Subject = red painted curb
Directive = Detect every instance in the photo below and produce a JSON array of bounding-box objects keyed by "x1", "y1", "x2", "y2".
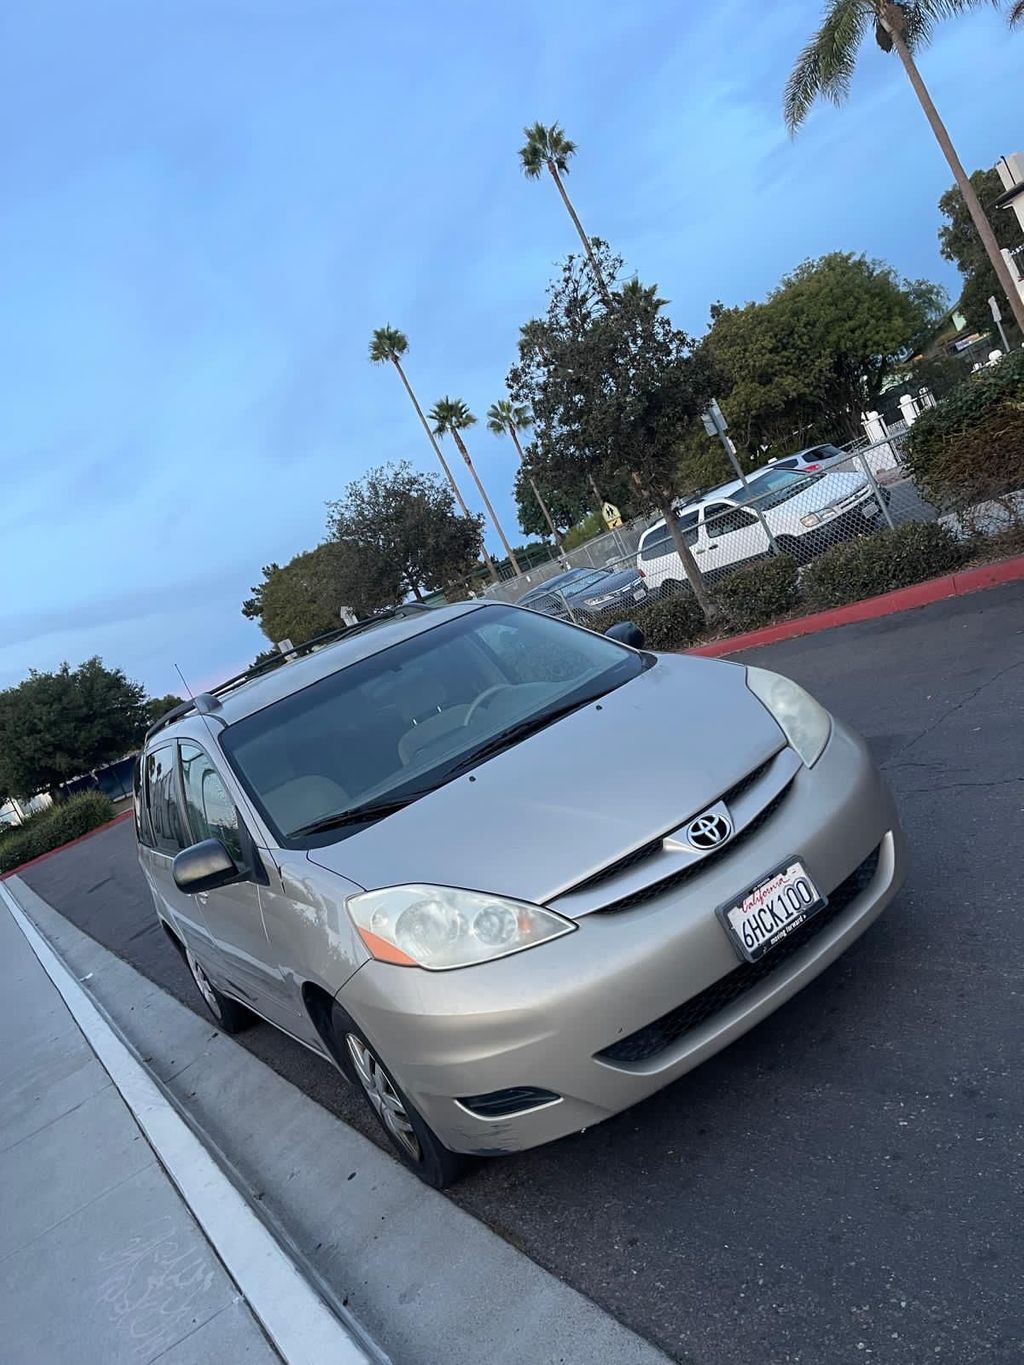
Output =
[
  {"x1": 0, "y1": 808, "x2": 133, "y2": 880},
  {"x1": 687, "y1": 553, "x2": 1024, "y2": 659}
]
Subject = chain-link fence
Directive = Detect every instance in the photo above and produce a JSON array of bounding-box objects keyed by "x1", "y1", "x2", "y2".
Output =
[{"x1": 464, "y1": 433, "x2": 944, "y2": 627}]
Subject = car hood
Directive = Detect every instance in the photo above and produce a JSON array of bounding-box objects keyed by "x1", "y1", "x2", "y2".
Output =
[
  {"x1": 306, "y1": 654, "x2": 784, "y2": 909},
  {"x1": 765, "y1": 471, "x2": 866, "y2": 520},
  {"x1": 571, "y1": 569, "x2": 640, "y2": 599}
]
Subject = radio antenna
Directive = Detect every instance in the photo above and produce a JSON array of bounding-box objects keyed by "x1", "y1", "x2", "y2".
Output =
[{"x1": 173, "y1": 663, "x2": 224, "y2": 745}]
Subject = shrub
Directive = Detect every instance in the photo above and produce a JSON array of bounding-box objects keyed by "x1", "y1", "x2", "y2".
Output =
[
  {"x1": 714, "y1": 555, "x2": 799, "y2": 631},
  {"x1": 801, "y1": 522, "x2": 966, "y2": 610},
  {"x1": 0, "y1": 791, "x2": 115, "y2": 874},
  {"x1": 633, "y1": 591, "x2": 706, "y2": 650},
  {"x1": 903, "y1": 349, "x2": 1024, "y2": 512}
]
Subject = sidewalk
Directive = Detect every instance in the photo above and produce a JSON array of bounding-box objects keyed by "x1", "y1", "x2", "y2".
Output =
[{"x1": 0, "y1": 897, "x2": 280, "y2": 1364}]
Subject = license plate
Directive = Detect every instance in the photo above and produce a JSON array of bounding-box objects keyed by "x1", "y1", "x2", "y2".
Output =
[
  {"x1": 717, "y1": 859, "x2": 826, "y2": 963},
  {"x1": 633, "y1": 587, "x2": 646, "y2": 601},
  {"x1": 863, "y1": 501, "x2": 880, "y2": 516}
]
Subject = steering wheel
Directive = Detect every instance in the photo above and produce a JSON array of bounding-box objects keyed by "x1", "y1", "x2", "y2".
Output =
[{"x1": 462, "y1": 684, "x2": 514, "y2": 728}]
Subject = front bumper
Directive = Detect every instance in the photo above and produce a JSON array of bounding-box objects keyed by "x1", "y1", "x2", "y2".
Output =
[{"x1": 337, "y1": 721, "x2": 906, "y2": 1155}]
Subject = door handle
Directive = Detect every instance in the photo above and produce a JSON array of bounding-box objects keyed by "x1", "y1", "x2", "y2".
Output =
[{"x1": 694, "y1": 547, "x2": 706, "y2": 555}]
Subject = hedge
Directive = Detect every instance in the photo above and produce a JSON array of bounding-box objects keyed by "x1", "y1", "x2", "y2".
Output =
[
  {"x1": 800, "y1": 521, "x2": 966, "y2": 610},
  {"x1": 714, "y1": 556, "x2": 799, "y2": 631},
  {"x1": 903, "y1": 349, "x2": 1024, "y2": 512},
  {"x1": 0, "y1": 791, "x2": 116, "y2": 874}
]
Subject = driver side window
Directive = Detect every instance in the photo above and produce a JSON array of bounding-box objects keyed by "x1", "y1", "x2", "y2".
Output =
[{"x1": 179, "y1": 742, "x2": 244, "y2": 864}]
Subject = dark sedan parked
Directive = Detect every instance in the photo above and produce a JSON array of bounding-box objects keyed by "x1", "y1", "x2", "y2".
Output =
[{"x1": 517, "y1": 566, "x2": 649, "y2": 620}]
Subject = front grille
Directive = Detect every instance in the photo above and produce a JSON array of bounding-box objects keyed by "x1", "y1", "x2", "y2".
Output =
[
  {"x1": 595, "y1": 784, "x2": 790, "y2": 915},
  {"x1": 596, "y1": 846, "x2": 881, "y2": 1066},
  {"x1": 572, "y1": 756, "x2": 780, "y2": 899},
  {"x1": 458, "y1": 1086, "x2": 560, "y2": 1118}
]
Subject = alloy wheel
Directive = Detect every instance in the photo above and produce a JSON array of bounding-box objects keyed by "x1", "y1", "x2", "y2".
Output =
[{"x1": 346, "y1": 1034, "x2": 421, "y2": 1162}]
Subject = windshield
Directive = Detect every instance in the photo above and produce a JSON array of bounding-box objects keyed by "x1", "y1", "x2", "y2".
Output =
[
  {"x1": 734, "y1": 468, "x2": 822, "y2": 511},
  {"x1": 221, "y1": 605, "x2": 648, "y2": 846}
]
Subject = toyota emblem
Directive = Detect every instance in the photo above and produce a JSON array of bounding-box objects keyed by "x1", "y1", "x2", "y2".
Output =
[{"x1": 685, "y1": 809, "x2": 733, "y2": 850}]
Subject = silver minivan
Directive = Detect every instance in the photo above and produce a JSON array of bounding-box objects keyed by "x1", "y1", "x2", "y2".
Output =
[{"x1": 136, "y1": 603, "x2": 906, "y2": 1186}]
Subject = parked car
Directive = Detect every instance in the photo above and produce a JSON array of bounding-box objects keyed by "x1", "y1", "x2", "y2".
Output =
[
  {"x1": 766, "y1": 443, "x2": 850, "y2": 474},
  {"x1": 136, "y1": 603, "x2": 905, "y2": 1187},
  {"x1": 517, "y1": 565, "x2": 648, "y2": 619},
  {"x1": 637, "y1": 467, "x2": 886, "y2": 592}
]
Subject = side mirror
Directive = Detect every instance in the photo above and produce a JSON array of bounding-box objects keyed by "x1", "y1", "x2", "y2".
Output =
[
  {"x1": 604, "y1": 620, "x2": 646, "y2": 649},
  {"x1": 172, "y1": 839, "x2": 245, "y2": 895}
]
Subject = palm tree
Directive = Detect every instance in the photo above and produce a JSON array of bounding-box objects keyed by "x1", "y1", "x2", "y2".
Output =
[
  {"x1": 785, "y1": 0, "x2": 1024, "y2": 336},
  {"x1": 369, "y1": 326, "x2": 497, "y2": 581},
  {"x1": 429, "y1": 398, "x2": 523, "y2": 576},
  {"x1": 519, "y1": 122, "x2": 611, "y2": 304},
  {"x1": 486, "y1": 401, "x2": 563, "y2": 548},
  {"x1": 1010, "y1": 0, "x2": 1024, "y2": 24}
]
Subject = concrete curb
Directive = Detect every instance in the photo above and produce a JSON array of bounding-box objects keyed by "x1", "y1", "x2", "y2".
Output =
[
  {"x1": 0, "y1": 877, "x2": 380, "y2": 1365},
  {"x1": 687, "y1": 553, "x2": 1024, "y2": 659}
]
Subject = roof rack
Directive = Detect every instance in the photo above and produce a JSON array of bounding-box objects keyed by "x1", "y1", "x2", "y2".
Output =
[{"x1": 143, "y1": 604, "x2": 434, "y2": 744}]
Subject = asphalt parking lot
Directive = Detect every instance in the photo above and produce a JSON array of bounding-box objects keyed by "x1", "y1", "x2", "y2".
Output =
[{"x1": 19, "y1": 583, "x2": 1024, "y2": 1365}]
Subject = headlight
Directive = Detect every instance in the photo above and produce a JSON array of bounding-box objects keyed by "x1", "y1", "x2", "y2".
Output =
[
  {"x1": 746, "y1": 666, "x2": 831, "y2": 767},
  {"x1": 800, "y1": 512, "x2": 822, "y2": 528},
  {"x1": 346, "y1": 885, "x2": 575, "y2": 970}
]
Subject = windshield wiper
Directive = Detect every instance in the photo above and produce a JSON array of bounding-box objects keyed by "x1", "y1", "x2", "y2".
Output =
[
  {"x1": 290, "y1": 790, "x2": 433, "y2": 838},
  {"x1": 442, "y1": 692, "x2": 605, "y2": 778}
]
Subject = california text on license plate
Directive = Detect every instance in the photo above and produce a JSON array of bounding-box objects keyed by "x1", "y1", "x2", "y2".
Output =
[{"x1": 717, "y1": 859, "x2": 827, "y2": 963}]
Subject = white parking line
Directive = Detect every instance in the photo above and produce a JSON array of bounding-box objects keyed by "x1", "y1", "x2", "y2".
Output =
[{"x1": 0, "y1": 882, "x2": 379, "y2": 1365}]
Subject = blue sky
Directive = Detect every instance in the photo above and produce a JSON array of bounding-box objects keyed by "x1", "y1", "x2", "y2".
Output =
[{"x1": 2, "y1": 0, "x2": 1022, "y2": 696}]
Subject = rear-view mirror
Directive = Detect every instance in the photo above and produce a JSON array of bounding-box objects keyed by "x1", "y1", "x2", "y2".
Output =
[
  {"x1": 604, "y1": 620, "x2": 646, "y2": 650},
  {"x1": 172, "y1": 839, "x2": 245, "y2": 895}
]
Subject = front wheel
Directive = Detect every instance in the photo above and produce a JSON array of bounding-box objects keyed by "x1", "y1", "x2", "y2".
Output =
[
  {"x1": 184, "y1": 946, "x2": 252, "y2": 1034},
  {"x1": 343, "y1": 1029, "x2": 467, "y2": 1188}
]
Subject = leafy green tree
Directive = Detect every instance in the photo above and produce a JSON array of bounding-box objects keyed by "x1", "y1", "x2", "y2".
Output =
[
  {"x1": 785, "y1": 0, "x2": 1024, "y2": 337},
  {"x1": 512, "y1": 458, "x2": 591, "y2": 539},
  {"x1": 0, "y1": 659, "x2": 148, "y2": 800},
  {"x1": 706, "y1": 253, "x2": 945, "y2": 454},
  {"x1": 428, "y1": 398, "x2": 522, "y2": 575},
  {"x1": 938, "y1": 167, "x2": 1024, "y2": 340},
  {"x1": 510, "y1": 243, "x2": 716, "y2": 615},
  {"x1": 519, "y1": 122, "x2": 610, "y2": 303},
  {"x1": 328, "y1": 462, "x2": 484, "y2": 603},
  {"x1": 254, "y1": 541, "x2": 402, "y2": 644},
  {"x1": 144, "y1": 694, "x2": 184, "y2": 727}
]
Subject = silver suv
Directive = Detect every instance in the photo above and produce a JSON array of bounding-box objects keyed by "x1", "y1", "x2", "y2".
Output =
[{"x1": 136, "y1": 603, "x2": 906, "y2": 1186}]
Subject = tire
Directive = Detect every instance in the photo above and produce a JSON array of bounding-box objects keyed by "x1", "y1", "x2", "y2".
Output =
[
  {"x1": 340, "y1": 1023, "x2": 467, "y2": 1188},
  {"x1": 184, "y1": 946, "x2": 252, "y2": 1034}
]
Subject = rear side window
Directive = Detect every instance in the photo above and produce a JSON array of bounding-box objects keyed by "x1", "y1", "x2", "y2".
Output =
[
  {"x1": 773, "y1": 458, "x2": 798, "y2": 470},
  {"x1": 144, "y1": 744, "x2": 188, "y2": 856},
  {"x1": 639, "y1": 514, "x2": 698, "y2": 561},
  {"x1": 179, "y1": 743, "x2": 243, "y2": 863},
  {"x1": 704, "y1": 504, "x2": 759, "y2": 536}
]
